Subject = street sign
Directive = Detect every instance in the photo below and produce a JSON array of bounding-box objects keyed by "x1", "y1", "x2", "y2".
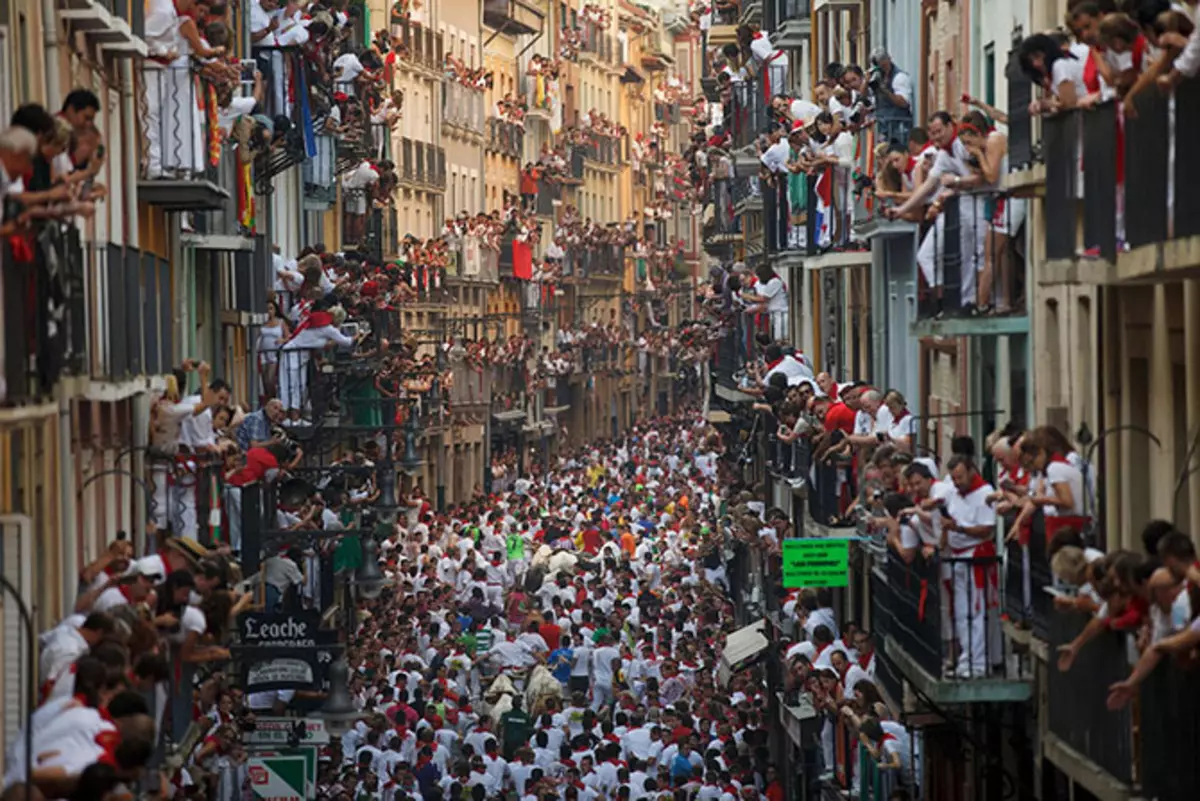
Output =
[
  {"x1": 251, "y1": 747, "x2": 320, "y2": 800},
  {"x1": 782, "y1": 538, "x2": 850, "y2": 588},
  {"x1": 243, "y1": 718, "x2": 331, "y2": 747},
  {"x1": 248, "y1": 755, "x2": 307, "y2": 801},
  {"x1": 239, "y1": 612, "x2": 341, "y2": 692}
]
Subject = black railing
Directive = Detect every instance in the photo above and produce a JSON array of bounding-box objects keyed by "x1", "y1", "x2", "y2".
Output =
[
  {"x1": 884, "y1": 547, "x2": 1004, "y2": 680},
  {"x1": 584, "y1": 136, "x2": 619, "y2": 165},
  {"x1": 400, "y1": 137, "x2": 414, "y2": 182},
  {"x1": 710, "y1": 177, "x2": 738, "y2": 237},
  {"x1": 1175, "y1": 78, "x2": 1200, "y2": 239},
  {"x1": 414, "y1": 143, "x2": 427, "y2": 185},
  {"x1": 1124, "y1": 90, "x2": 1168, "y2": 249},
  {"x1": 139, "y1": 64, "x2": 216, "y2": 181},
  {"x1": 1002, "y1": 511, "x2": 1053, "y2": 639},
  {"x1": 1140, "y1": 659, "x2": 1200, "y2": 799},
  {"x1": 341, "y1": 186, "x2": 374, "y2": 249},
  {"x1": 875, "y1": 118, "x2": 912, "y2": 150},
  {"x1": 730, "y1": 173, "x2": 758, "y2": 209},
  {"x1": 764, "y1": 0, "x2": 809, "y2": 31},
  {"x1": 809, "y1": 460, "x2": 849, "y2": 528},
  {"x1": 1046, "y1": 612, "x2": 1134, "y2": 785},
  {"x1": 487, "y1": 118, "x2": 524, "y2": 159},
  {"x1": 569, "y1": 147, "x2": 586, "y2": 179},
  {"x1": 1007, "y1": 64, "x2": 1034, "y2": 170},
  {"x1": 1, "y1": 224, "x2": 86, "y2": 404},
  {"x1": 1042, "y1": 111, "x2": 1079, "y2": 261},
  {"x1": 915, "y1": 191, "x2": 1026, "y2": 321},
  {"x1": 730, "y1": 78, "x2": 769, "y2": 150},
  {"x1": 536, "y1": 177, "x2": 559, "y2": 216},
  {"x1": 304, "y1": 133, "x2": 337, "y2": 205},
  {"x1": 766, "y1": 435, "x2": 810, "y2": 481}
]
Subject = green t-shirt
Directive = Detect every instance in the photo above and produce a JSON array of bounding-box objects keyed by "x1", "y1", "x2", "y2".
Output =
[
  {"x1": 476, "y1": 628, "x2": 494, "y2": 655},
  {"x1": 500, "y1": 709, "x2": 532, "y2": 754}
]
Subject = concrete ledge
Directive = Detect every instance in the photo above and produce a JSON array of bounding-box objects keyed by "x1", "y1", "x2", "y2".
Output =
[
  {"x1": 1043, "y1": 732, "x2": 1131, "y2": 801},
  {"x1": 882, "y1": 634, "x2": 1033, "y2": 705},
  {"x1": 802, "y1": 249, "x2": 872, "y2": 271},
  {"x1": 1003, "y1": 164, "x2": 1046, "y2": 197},
  {"x1": 0, "y1": 400, "x2": 58, "y2": 424},
  {"x1": 714, "y1": 383, "x2": 756, "y2": 403},
  {"x1": 910, "y1": 313, "x2": 1030, "y2": 338}
]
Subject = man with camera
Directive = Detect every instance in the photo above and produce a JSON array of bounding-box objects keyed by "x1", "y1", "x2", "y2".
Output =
[{"x1": 866, "y1": 47, "x2": 913, "y2": 144}]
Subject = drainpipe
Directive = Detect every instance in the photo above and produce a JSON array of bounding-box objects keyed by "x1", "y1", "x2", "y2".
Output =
[
  {"x1": 42, "y1": 0, "x2": 61, "y2": 110},
  {"x1": 57, "y1": 395, "x2": 77, "y2": 615}
]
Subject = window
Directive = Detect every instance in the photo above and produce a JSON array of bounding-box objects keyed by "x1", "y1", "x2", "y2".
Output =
[{"x1": 983, "y1": 43, "x2": 995, "y2": 107}]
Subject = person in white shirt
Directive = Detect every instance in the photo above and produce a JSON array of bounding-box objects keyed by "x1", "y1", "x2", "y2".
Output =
[
  {"x1": 590, "y1": 636, "x2": 621, "y2": 711},
  {"x1": 860, "y1": 717, "x2": 914, "y2": 788},
  {"x1": 39, "y1": 612, "x2": 112, "y2": 684},
  {"x1": 942, "y1": 455, "x2": 1000, "y2": 678}
]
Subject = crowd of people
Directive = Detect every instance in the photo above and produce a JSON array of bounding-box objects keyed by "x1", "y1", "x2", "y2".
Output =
[
  {"x1": 12, "y1": 381, "x2": 924, "y2": 800},
  {"x1": 445, "y1": 55, "x2": 494, "y2": 92}
]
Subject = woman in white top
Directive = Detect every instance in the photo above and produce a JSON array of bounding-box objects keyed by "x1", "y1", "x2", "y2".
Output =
[
  {"x1": 1007, "y1": 426, "x2": 1088, "y2": 547},
  {"x1": 257, "y1": 297, "x2": 290, "y2": 400},
  {"x1": 740, "y1": 263, "x2": 788, "y2": 340}
]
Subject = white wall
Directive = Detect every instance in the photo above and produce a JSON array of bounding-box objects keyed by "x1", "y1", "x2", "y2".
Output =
[
  {"x1": 970, "y1": 0, "x2": 1029, "y2": 120},
  {"x1": 872, "y1": 0, "x2": 922, "y2": 116}
]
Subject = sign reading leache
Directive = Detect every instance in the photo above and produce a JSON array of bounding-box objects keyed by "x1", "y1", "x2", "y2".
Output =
[{"x1": 782, "y1": 539, "x2": 850, "y2": 589}]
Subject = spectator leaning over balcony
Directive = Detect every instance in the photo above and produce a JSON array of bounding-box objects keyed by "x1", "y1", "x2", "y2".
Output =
[
  {"x1": 1005, "y1": 426, "x2": 1088, "y2": 545},
  {"x1": 758, "y1": 121, "x2": 791, "y2": 252},
  {"x1": 736, "y1": 24, "x2": 788, "y2": 100},
  {"x1": 859, "y1": 716, "x2": 914, "y2": 790},
  {"x1": 867, "y1": 47, "x2": 912, "y2": 143},
  {"x1": 882, "y1": 390, "x2": 917, "y2": 452},
  {"x1": 885, "y1": 110, "x2": 985, "y2": 316},
  {"x1": 176, "y1": 367, "x2": 232, "y2": 537},
  {"x1": 1122, "y1": 9, "x2": 1194, "y2": 113},
  {"x1": 740, "y1": 262, "x2": 789, "y2": 339},
  {"x1": 942, "y1": 454, "x2": 1000, "y2": 678},
  {"x1": 955, "y1": 110, "x2": 1024, "y2": 314}
]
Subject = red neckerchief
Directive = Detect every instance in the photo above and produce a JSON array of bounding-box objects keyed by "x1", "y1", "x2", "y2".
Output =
[
  {"x1": 157, "y1": 551, "x2": 175, "y2": 577},
  {"x1": 1133, "y1": 34, "x2": 1147, "y2": 72},
  {"x1": 893, "y1": 409, "x2": 910, "y2": 422},
  {"x1": 857, "y1": 651, "x2": 873, "y2": 670},
  {"x1": 904, "y1": 156, "x2": 918, "y2": 176},
  {"x1": 765, "y1": 356, "x2": 784, "y2": 371},
  {"x1": 880, "y1": 733, "x2": 897, "y2": 746},
  {"x1": 119, "y1": 584, "x2": 137, "y2": 602},
  {"x1": 958, "y1": 473, "x2": 987, "y2": 497},
  {"x1": 287, "y1": 310, "x2": 335, "y2": 343},
  {"x1": 1083, "y1": 49, "x2": 1102, "y2": 94},
  {"x1": 1049, "y1": 453, "x2": 1070, "y2": 465},
  {"x1": 941, "y1": 128, "x2": 958, "y2": 153}
]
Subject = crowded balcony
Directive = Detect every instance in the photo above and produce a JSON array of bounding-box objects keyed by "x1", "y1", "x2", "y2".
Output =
[
  {"x1": 563, "y1": 244, "x2": 625, "y2": 280},
  {"x1": 728, "y1": 67, "x2": 782, "y2": 154},
  {"x1": 869, "y1": 544, "x2": 1031, "y2": 704},
  {"x1": 58, "y1": 0, "x2": 147, "y2": 58},
  {"x1": 483, "y1": 0, "x2": 544, "y2": 37},
  {"x1": 391, "y1": 17, "x2": 444, "y2": 73},
  {"x1": 579, "y1": 22, "x2": 616, "y2": 65},
  {"x1": 449, "y1": 233, "x2": 501, "y2": 283},
  {"x1": 486, "y1": 118, "x2": 525, "y2": 160},
  {"x1": 582, "y1": 135, "x2": 621, "y2": 167},
  {"x1": 442, "y1": 82, "x2": 486, "y2": 136},
  {"x1": 397, "y1": 138, "x2": 447, "y2": 192},
  {"x1": 523, "y1": 74, "x2": 554, "y2": 119},
  {"x1": 654, "y1": 102, "x2": 682, "y2": 125},
  {"x1": 0, "y1": 223, "x2": 85, "y2": 407},
  {"x1": 1036, "y1": 77, "x2": 1200, "y2": 284},
  {"x1": 535, "y1": 177, "x2": 561, "y2": 217},
  {"x1": 703, "y1": 176, "x2": 741, "y2": 249}
]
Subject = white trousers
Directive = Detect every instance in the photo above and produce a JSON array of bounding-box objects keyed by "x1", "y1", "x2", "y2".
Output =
[{"x1": 916, "y1": 196, "x2": 987, "y2": 308}]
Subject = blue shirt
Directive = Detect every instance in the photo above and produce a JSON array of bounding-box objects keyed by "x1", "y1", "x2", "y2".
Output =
[
  {"x1": 548, "y1": 647, "x2": 574, "y2": 683},
  {"x1": 236, "y1": 408, "x2": 271, "y2": 453}
]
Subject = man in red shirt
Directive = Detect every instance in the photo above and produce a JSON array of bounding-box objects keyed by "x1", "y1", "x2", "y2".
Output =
[{"x1": 538, "y1": 613, "x2": 563, "y2": 651}]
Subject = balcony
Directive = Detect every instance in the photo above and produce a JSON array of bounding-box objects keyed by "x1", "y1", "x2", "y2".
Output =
[
  {"x1": 1003, "y1": 65, "x2": 1041, "y2": 195},
  {"x1": 871, "y1": 548, "x2": 1031, "y2": 705},
  {"x1": 137, "y1": 64, "x2": 230, "y2": 211},
  {"x1": 486, "y1": 118, "x2": 525, "y2": 160},
  {"x1": 535, "y1": 177, "x2": 560, "y2": 217},
  {"x1": 392, "y1": 18, "x2": 443, "y2": 73},
  {"x1": 764, "y1": 0, "x2": 810, "y2": 47},
  {"x1": 341, "y1": 186, "x2": 380, "y2": 258},
  {"x1": 442, "y1": 83, "x2": 486, "y2": 136},
  {"x1": 654, "y1": 102, "x2": 681, "y2": 125},
  {"x1": 730, "y1": 172, "x2": 761, "y2": 216},
  {"x1": 567, "y1": 147, "x2": 586, "y2": 182},
  {"x1": 1002, "y1": 511, "x2": 1054, "y2": 641},
  {"x1": 449, "y1": 234, "x2": 500, "y2": 282},
  {"x1": 577, "y1": 245, "x2": 625, "y2": 280},
  {"x1": 483, "y1": 0, "x2": 543, "y2": 37},
  {"x1": 58, "y1": 0, "x2": 146, "y2": 58},
  {"x1": 582, "y1": 136, "x2": 621, "y2": 167},
  {"x1": 704, "y1": 177, "x2": 741, "y2": 250},
  {"x1": 906, "y1": 190, "x2": 1028, "y2": 337},
  {"x1": 729, "y1": 70, "x2": 777, "y2": 154},
  {"x1": 449, "y1": 363, "x2": 491, "y2": 407},
  {"x1": 253, "y1": 47, "x2": 315, "y2": 189},
  {"x1": 523, "y1": 74, "x2": 554, "y2": 119},
  {"x1": 738, "y1": 0, "x2": 762, "y2": 27},
  {"x1": 0, "y1": 224, "x2": 84, "y2": 407},
  {"x1": 81, "y1": 242, "x2": 173, "y2": 385},
  {"x1": 1039, "y1": 79, "x2": 1200, "y2": 285},
  {"x1": 303, "y1": 133, "x2": 338, "y2": 208}
]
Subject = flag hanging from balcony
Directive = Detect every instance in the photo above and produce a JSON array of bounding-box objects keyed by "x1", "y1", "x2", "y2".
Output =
[
  {"x1": 512, "y1": 240, "x2": 533, "y2": 280},
  {"x1": 814, "y1": 166, "x2": 833, "y2": 249},
  {"x1": 237, "y1": 159, "x2": 256, "y2": 233}
]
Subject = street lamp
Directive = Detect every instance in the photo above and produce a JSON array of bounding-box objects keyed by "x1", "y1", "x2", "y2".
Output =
[
  {"x1": 315, "y1": 656, "x2": 360, "y2": 736},
  {"x1": 355, "y1": 537, "x2": 385, "y2": 600}
]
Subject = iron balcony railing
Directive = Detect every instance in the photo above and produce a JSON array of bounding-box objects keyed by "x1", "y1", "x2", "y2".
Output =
[
  {"x1": 729, "y1": 65, "x2": 784, "y2": 150},
  {"x1": 304, "y1": 133, "x2": 337, "y2": 206},
  {"x1": 583, "y1": 136, "x2": 619, "y2": 165},
  {"x1": 0, "y1": 223, "x2": 87, "y2": 405},
  {"x1": 443, "y1": 82, "x2": 486, "y2": 134},
  {"x1": 1007, "y1": 61, "x2": 1035, "y2": 171},
  {"x1": 654, "y1": 102, "x2": 681, "y2": 124},
  {"x1": 536, "y1": 177, "x2": 560, "y2": 216},
  {"x1": 392, "y1": 18, "x2": 443, "y2": 70},
  {"x1": 570, "y1": 147, "x2": 586, "y2": 179},
  {"x1": 708, "y1": 177, "x2": 739, "y2": 240},
  {"x1": 1046, "y1": 611, "x2": 1135, "y2": 786},
  {"x1": 880, "y1": 546, "x2": 1005, "y2": 681},
  {"x1": 341, "y1": 186, "x2": 376, "y2": 253},
  {"x1": 909, "y1": 189, "x2": 1026, "y2": 321},
  {"x1": 1002, "y1": 510, "x2": 1054, "y2": 640},
  {"x1": 523, "y1": 73, "x2": 554, "y2": 115},
  {"x1": 487, "y1": 118, "x2": 525, "y2": 160}
]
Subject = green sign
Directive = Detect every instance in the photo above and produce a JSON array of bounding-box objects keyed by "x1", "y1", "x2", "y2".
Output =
[
  {"x1": 248, "y1": 755, "x2": 307, "y2": 801},
  {"x1": 251, "y1": 748, "x2": 319, "y2": 799},
  {"x1": 782, "y1": 539, "x2": 849, "y2": 588}
]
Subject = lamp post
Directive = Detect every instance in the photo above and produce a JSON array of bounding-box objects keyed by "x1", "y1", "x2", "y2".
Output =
[{"x1": 0, "y1": 574, "x2": 36, "y2": 801}]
